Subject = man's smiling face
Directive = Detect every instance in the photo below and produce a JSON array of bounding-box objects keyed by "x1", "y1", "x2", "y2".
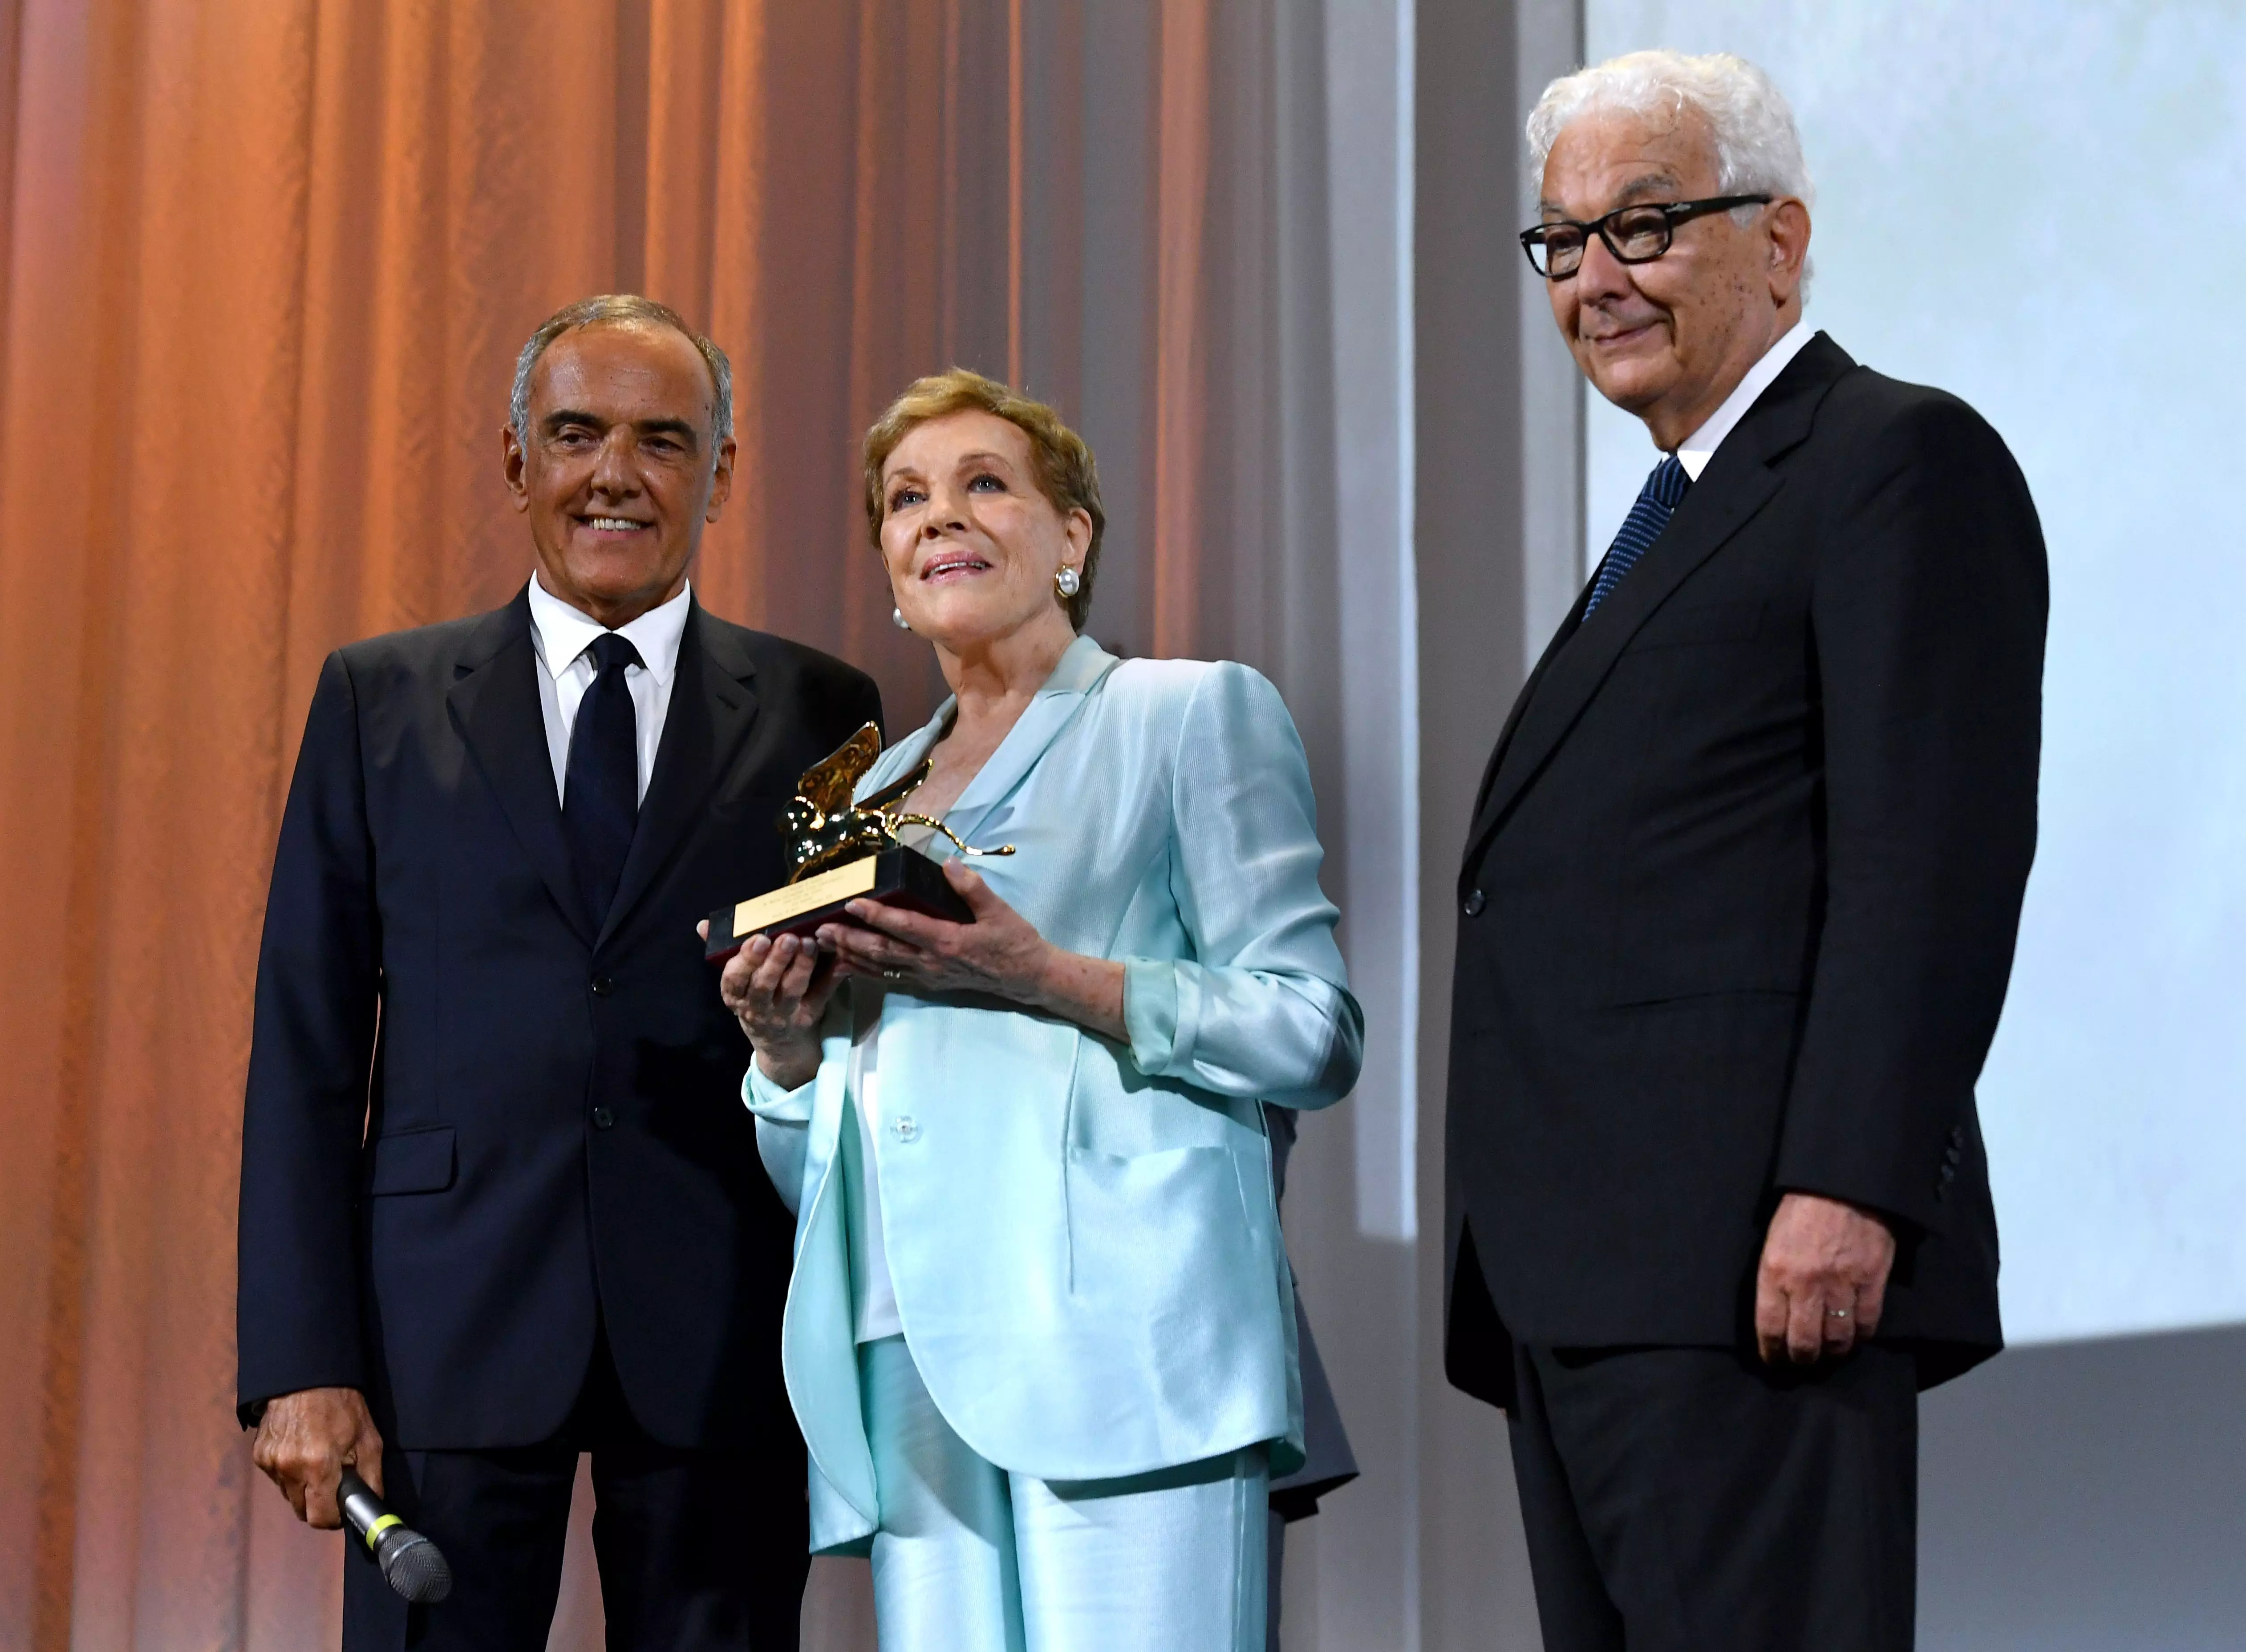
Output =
[
  {"x1": 1540, "y1": 104, "x2": 1806, "y2": 450},
  {"x1": 502, "y1": 321, "x2": 735, "y2": 628}
]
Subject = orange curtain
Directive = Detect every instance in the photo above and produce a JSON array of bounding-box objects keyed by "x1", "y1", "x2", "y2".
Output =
[{"x1": 0, "y1": 0, "x2": 1264, "y2": 1645}]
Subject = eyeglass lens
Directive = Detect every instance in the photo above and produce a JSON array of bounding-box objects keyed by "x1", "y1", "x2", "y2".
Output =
[{"x1": 1532, "y1": 206, "x2": 1675, "y2": 277}]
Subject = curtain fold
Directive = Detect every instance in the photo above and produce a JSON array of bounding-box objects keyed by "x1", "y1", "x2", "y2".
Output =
[{"x1": 0, "y1": 2, "x2": 1342, "y2": 1646}]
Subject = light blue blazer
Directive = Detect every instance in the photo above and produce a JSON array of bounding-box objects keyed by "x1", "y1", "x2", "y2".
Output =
[{"x1": 746, "y1": 636, "x2": 1362, "y2": 1554}]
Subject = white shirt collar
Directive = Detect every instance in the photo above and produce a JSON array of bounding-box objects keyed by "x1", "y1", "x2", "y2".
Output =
[
  {"x1": 1673, "y1": 318, "x2": 1816, "y2": 482},
  {"x1": 527, "y1": 572, "x2": 691, "y2": 686}
]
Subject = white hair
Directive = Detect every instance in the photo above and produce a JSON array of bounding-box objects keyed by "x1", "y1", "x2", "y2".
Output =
[{"x1": 1528, "y1": 50, "x2": 1815, "y2": 214}]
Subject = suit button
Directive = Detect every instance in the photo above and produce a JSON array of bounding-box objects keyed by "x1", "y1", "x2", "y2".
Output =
[
  {"x1": 590, "y1": 976, "x2": 615, "y2": 997},
  {"x1": 1945, "y1": 1144, "x2": 1963, "y2": 1166},
  {"x1": 592, "y1": 1106, "x2": 615, "y2": 1130},
  {"x1": 892, "y1": 1116, "x2": 918, "y2": 1142},
  {"x1": 1462, "y1": 889, "x2": 1487, "y2": 918}
]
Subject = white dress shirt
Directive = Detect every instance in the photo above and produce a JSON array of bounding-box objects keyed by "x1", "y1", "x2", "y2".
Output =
[
  {"x1": 1674, "y1": 317, "x2": 1815, "y2": 481},
  {"x1": 526, "y1": 573, "x2": 691, "y2": 806}
]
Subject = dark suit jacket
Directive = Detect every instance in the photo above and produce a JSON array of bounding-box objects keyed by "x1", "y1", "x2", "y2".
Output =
[
  {"x1": 237, "y1": 586, "x2": 882, "y2": 1454},
  {"x1": 1444, "y1": 334, "x2": 2046, "y2": 1406}
]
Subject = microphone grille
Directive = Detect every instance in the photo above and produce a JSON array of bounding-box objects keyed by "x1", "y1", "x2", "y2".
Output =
[{"x1": 377, "y1": 1532, "x2": 454, "y2": 1604}]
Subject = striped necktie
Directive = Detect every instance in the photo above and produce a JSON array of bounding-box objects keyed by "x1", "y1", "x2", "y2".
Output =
[{"x1": 1583, "y1": 453, "x2": 1690, "y2": 617}]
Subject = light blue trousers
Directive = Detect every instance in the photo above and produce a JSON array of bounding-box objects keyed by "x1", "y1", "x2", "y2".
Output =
[{"x1": 858, "y1": 1336, "x2": 1269, "y2": 1652}]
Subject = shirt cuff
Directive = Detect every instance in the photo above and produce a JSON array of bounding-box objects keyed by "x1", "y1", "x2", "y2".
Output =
[{"x1": 743, "y1": 1059, "x2": 817, "y2": 1123}]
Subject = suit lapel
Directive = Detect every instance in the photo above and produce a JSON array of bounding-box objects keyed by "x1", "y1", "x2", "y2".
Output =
[
  {"x1": 1458, "y1": 334, "x2": 1854, "y2": 878},
  {"x1": 937, "y1": 635, "x2": 1120, "y2": 848},
  {"x1": 448, "y1": 590, "x2": 596, "y2": 945},
  {"x1": 598, "y1": 602, "x2": 759, "y2": 949},
  {"x1": 1458, "y1": 585, "x2": 1595, "y2": 895}
]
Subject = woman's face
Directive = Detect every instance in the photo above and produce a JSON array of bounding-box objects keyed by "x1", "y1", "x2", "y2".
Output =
[{"x1": 878, "y1": 409, "x2": 1090, "y2": 654}]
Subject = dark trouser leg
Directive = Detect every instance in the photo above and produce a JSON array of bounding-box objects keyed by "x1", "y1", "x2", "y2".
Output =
[
  {"x1": 1515, "y1": 1342, "x2": 1918, "y2": 1652},
  {"x1": 344, "y1": 1324, "x2": 809, "y2": 1652},
  {"x1": 340, "y1": 1438, "x2": 578, "y2": 1652},
  {"x1": 580, "y1": 1330, "x2": 811, "y2": 1652},
  {"x1": 1505, "y1": 1341, "x2": 1627, "y2": 1652}
]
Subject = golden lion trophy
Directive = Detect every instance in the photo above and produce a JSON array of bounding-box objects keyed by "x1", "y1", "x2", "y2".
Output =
[{"x1": 703, "y1": 722, "x2": 1011, "y2": 964}]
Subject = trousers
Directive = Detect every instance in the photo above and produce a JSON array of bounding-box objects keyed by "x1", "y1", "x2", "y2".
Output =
[
  {"x1": 341, "y1": 1323, "x2": 808, "y2": 1651},
  {"x1": 856, "y1": 1335, "x2": 1268, "y2": 1652},
  {"x1": 1506, "y1": 1340, "x2": 1918, "y2": 1652}
]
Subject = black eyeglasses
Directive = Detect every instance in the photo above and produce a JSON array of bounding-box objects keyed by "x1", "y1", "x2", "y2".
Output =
[{"x1": 1518, "y1": 195, "x2": 1772, "y2": 279}]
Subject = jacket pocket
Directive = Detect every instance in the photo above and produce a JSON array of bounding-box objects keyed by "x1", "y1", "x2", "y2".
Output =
[
  {"x1": 365, "y1": 1126, "x2": 456, "y2": 1195},
  {"x1": 1064, "y1": 1144, "x2": 1257, "y2": 1302}
]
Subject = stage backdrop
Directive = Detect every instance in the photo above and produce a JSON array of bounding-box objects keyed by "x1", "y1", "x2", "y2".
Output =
[{"x1": 0, "y1": 2, "x2": 1431, "y2": 1648}]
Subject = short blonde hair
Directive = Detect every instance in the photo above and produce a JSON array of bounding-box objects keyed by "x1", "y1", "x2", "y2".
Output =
[{"x1": 861, "y1": 368, "x2": 1106, "y2": 631}]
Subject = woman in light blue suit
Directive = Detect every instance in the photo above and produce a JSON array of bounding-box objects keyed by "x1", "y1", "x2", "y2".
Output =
[{"x1": 717, "y1": 370, "x2": 1361, "y2": 1652}]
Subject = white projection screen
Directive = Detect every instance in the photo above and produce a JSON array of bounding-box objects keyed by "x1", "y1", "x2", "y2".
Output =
[{"x1": 1578, "y1": 2, "x2": 2246, "y2": 1344}]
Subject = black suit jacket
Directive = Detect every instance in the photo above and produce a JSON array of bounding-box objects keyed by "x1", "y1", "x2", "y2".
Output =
[
  {"x1": 1444, "y1": 335, "x2": 2046, "y2": 1405},
  {"x1": 237, "y1": 587, "x2": 882, "y2": 1453}
]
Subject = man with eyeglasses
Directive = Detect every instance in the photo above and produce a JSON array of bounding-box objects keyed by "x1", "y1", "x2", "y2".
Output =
[{"x1": 1443, "y1": 50, "x2": 2046, "y2": 1652}]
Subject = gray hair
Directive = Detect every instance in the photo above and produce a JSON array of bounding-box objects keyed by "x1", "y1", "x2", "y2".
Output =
[
  {"x1": 509, "y1": 294, "x2": 734, "y2": 454},
  {"x1": 1528, "y1": 50, "x2": 1815, "y2": 215}
]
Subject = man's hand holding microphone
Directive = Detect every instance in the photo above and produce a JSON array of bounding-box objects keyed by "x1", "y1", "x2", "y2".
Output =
[
  {"x1": 251, "y1": 1385, "x2": 384, "y2": 1526},
  {"x1": 251, "y1": 1386, "x2": 451, "y2": 1602}
]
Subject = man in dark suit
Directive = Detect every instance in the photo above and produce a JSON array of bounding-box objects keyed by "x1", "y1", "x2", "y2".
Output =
[
  {"x1": 1444, "y1": 53, "x2": 2045, "y2": 1651},
  {"x1": 238, "y1": 294, "x2": 882, "y2": 1650}
]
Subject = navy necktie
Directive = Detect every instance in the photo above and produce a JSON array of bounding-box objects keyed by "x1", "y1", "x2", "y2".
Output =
[
  {"x1": 1583, "y1": 453, "x2": 1690, "y2": 617},
  {"x1": 564, "y1": 632, "x2": 644, "y2": 925}
]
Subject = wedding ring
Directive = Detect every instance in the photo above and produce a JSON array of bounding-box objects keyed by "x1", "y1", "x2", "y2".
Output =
[
  {"x1": 1826, "y1": 1308, "x2": 1852, "y2": 1319},
  {"x1": 882, "y1": 968, "x2": 904, "y2": 982}
]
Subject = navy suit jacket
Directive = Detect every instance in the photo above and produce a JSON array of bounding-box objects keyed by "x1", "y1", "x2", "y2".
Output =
[{"x1": 237, "y1": 586, "x2": 882, "y2": 1453}]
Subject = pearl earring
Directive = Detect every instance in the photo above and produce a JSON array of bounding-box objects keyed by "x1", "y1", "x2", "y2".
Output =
[
  {"x1": 892, "y1": 607, "x2": 911, "y2": 631},
  {"x1": 1054, "y1": 566, "x2": 1082, "y2": 599}
]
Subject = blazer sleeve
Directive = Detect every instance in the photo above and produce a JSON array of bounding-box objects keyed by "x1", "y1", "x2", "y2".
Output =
[
  {"x1": 1775, "y1": 395, "x2": 2047, "y2": 1231},
  {"x1": 741, "y1": 1003, "x2": 846, "y2": 1217},
  {"x1": 744, "y1": 1063, "x2": 814, "y2": 1217},
  {"x1": 236, "y1": 652, "x2": 382, "y2": 1423},
  {"x1": 1121, "y1": 663, "x2": 1365, "y2": 1109}
]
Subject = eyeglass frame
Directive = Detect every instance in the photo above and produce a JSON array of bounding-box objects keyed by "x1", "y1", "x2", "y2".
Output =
[{"x1": 1517, "y1": 194, "x2": 1773, "y2": 280}]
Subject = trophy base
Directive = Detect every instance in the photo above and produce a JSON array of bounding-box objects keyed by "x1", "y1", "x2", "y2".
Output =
[{"x1": 705, "y1": 846, "x2": 971, "y2": 964}]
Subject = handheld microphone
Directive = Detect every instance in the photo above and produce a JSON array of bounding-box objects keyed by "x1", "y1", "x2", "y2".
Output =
[{"x1": 337, "y1": 1469, "x2": 454, "y2": 1604}]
